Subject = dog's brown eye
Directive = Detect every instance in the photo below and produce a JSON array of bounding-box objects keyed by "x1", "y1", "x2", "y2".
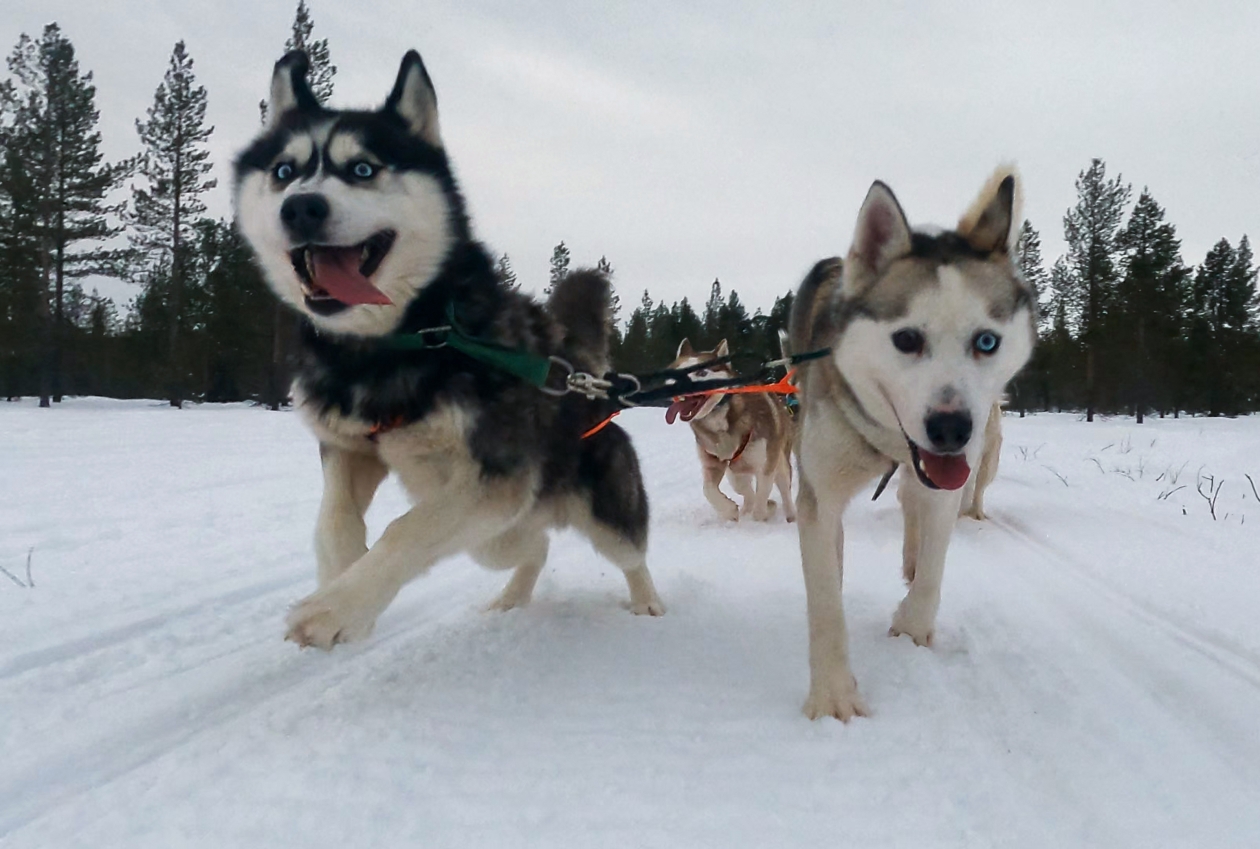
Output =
[{"x1": 891, "y1": 328, "x2": 925, "y2": 354}]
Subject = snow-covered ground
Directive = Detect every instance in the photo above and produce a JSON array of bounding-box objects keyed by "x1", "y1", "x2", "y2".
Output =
[{"x1": 1, "y1": 398, "x2": 1258, "y2": 848}]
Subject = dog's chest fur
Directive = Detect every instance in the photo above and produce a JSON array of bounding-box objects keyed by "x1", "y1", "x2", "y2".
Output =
[{"x1": 690, "y1": 395, "x2": 780, "y2": 460}]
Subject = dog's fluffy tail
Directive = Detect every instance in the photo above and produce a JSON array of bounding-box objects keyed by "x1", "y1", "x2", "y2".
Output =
[
  {"x1": 548, "y1": 269, "x2": 613, "y2": 374},
  {"x1": 788, "y1": 257, "x2": 843, "y2": 356}
]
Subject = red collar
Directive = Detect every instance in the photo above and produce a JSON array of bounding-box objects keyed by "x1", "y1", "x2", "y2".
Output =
[{"x1": 706, "y1": 429, "x2": 753, "y2": 465}]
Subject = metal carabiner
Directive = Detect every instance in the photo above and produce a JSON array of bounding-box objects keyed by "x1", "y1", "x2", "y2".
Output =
[{"x1": 539, "y1": 356, "x2": 577, "y2": 396}]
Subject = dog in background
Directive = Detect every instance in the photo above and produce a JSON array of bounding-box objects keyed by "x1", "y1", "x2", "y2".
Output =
[{"x1": 667, "y1": 339, "x2": 796, "y2": 523}]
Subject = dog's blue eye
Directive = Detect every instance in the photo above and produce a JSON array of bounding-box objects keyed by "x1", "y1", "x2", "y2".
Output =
[
  {"x1": 352, "y1": 161, "x2": 376, "y2": 179},
  {"x1": 274, "y1": 162, "x2": 294, "y2": 181},
  {"x1": 891, "y1": 328, "x2": 925, "y2": 355},
  {"x1": 973, "y1": 331, "x2": 1001, "y2": 355}
]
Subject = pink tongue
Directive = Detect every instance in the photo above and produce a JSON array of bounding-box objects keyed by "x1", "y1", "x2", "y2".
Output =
[
  {"x1": 918, "y1": 450, "x2": 971, "y2": 491},
  {"x1": 310, "y1": 248, "x2": 392, "y2": 306},
  {"x1": 665, "y1": 396, "x2": 709, "y2": 424}
]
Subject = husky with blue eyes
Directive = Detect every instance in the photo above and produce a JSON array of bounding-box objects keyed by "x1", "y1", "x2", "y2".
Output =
[
  {"x1": 788, "y1": 169, "x2": 1035, "y2": 720},
  {"x1": 233, "y1": 50, "x2": 664, "y2": 650}
]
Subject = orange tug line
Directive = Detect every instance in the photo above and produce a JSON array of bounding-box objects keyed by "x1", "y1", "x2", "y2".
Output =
[{"x1": 581, "y1": 370, "x2": 799, "y2": 440}]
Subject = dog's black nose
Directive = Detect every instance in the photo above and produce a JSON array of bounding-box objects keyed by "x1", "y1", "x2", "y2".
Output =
[
  {"x1": 280, "y1": 193, "x2": 330, "y2": 241},
  {"x1": 924, "y1": 410, "x2": 972, "y2": 454}
]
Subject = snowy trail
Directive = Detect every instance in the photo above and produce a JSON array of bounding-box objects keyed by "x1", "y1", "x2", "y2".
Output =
[{"x1": 1, "y1": 400, "x2": 1258, "y2": 847}]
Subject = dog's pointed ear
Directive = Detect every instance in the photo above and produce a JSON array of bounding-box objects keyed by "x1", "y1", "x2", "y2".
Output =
[
  {"x1": 846, "y1": 181, "x2": 912, "y2": 290},
  {"x1": 716, "y1": 339, "x2": 729, "y2": 358},
  {"x1": 677, "y1": 338, "x2": 694, "y2": 358},
  {"x1": 266, "y1": 50, "x2": 320, "y2": 128},
  {"x1": 958, "y1": 167, "x2": 1020, "y2": 254},
  {"x1": 385, "y1": 50, "x2": 442, "y2": 147}
]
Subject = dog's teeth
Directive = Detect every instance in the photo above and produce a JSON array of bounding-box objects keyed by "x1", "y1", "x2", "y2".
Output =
[
  {"x1": 304, "y1": 249, "x2": 316, "y2": 281},
  {"x1": 361, "y1": 245, "x2": 370, "y2": 266}
]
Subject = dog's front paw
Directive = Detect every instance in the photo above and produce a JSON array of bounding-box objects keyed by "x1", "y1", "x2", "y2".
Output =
[
  {"x1": 802, "y1": 675, "x2": 869, "y2": 722},
  {"x1": 717, "y1": 502, "x2": 740, "y2": 522},
  {"x1": 630, "y1": 597, "x2": 666, "y2": 616},
  {"x1": 485, "y1": 592, "x2": 530, "y2": 613},
  {"x1": 889, "y1": 595, "x2": 936, "y2": 647},
  {"x1": 752, "y1": 500, "x2": 778, "y2": 522},
  {"x1": 285, "y1": 587, "x2": 377, "y2": 650}
]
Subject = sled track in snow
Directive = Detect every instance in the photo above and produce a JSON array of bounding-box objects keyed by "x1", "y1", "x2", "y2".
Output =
[
  {"x1": 0, "y1": 572, "x2": 308, "y2": 682},
  {"x1": 991, "y1": 514, "x2": 1260, "y2": 692},
  {"x1": 0, "y1": 576, "x2": 484, "y2": 837}
]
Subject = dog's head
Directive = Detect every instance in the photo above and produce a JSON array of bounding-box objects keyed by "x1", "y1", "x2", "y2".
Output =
[
  {"x1": 233, "y1": 50, "x2": 466, "y2": 336},
  {"x1": 667, "y1": 338, "x2": 736, "y2": 423},
  {"x1": 832, "y1": 167, "x2": 1035, "y2": 491}
]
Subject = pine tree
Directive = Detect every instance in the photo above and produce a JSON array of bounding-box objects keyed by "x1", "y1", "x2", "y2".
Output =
[
  {"x1": 545, "y1": 241, "x2": 570, "y2": 296},
  {"x1": 1189, "y1": 237, "x2": 1258, "y2": 415},
  {"x1": 129, "y1": 41, "x2": 216, "y2": 408},
  {"x1": 1060, "y1": 158, "x2": 1131, "y2": 421},
  {"x1": 702, "y1": 278, "x2": 723, "y2": 343},
  {"x1": 595, "y1": 255, "x2": 621, "y2": 331},
  {"x1": 493, "y1": 253, "x2": 518, "y2": 289},
  {"x1": 260, "y1": 1, "x2": 337, "y2": 121},
  {"x1": 4, "y1": 24, "x2": 130, "y2": 405},
  {"x1": 1115, "y1": 190, "x2": 1189, "y2": 420},
  {"x1": 615, "y1": 290, "x2": 652, "y2": 372},
  {"x1": 197, "y1": 219, "x2": 274, "y2": 402},
  {"x1": 1015, "y1": 220, "x2": 1049, "y2": 331}
]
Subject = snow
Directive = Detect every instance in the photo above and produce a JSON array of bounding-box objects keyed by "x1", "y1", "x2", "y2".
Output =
[{"x1": 1, "y1": 398, "x2": 1259, "y2": 848}]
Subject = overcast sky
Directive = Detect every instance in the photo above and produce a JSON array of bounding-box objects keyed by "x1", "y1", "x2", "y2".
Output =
[{"x1": 5, "y1": 0, "x2": 1259, "y2": 312}]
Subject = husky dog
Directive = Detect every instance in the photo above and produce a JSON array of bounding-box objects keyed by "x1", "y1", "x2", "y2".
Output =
[
  {"x1": 666, "y1": 339, "x2": 796, "y2": 523},
  {"x1": 789, "y1": 169, "x2": 1035, "y2": 719},
  {"x1": 233, "y1": 50, "x2": 664, "y2": 649}
]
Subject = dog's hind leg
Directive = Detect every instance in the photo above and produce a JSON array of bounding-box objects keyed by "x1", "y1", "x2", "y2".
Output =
[
  {"x1": 574, "y1": 425, "x2": 665, "y2": 615},
  {"x1": 776, "y1": 459, "x2": 797, "y2": 523},
  {"x1": 890, "y1": 478, "x2": 964, "y2": 647},
  {"x1": 315, "y1": 444, "x2": 388, "y2": 588},
  {"x1": 475, "y1": 523, "x2": 550, "y2": 612}
]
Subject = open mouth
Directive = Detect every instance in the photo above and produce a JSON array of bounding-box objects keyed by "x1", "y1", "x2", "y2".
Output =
[
  {"x1": 666, "y1": 394, "x2": 711, "y2": 424},
  {"x1": 906, "y1": 439, "x2": 971, "y2": 491},
  {"x1": 289, "y1": 231, "x2": 396, "y2": 315}
]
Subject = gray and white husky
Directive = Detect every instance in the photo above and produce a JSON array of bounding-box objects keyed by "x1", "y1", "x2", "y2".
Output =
[
  {"x1": 233, "y1": 50, "x2": 664, "y2": 649},
  {"x1": 789, "y1": 169, "x2": 1035, "y2": 719}
]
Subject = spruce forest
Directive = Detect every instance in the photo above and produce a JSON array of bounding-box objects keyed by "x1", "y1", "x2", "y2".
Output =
[{"x1": 1, "y1": 8, "x2": 1257, "y2": 418}]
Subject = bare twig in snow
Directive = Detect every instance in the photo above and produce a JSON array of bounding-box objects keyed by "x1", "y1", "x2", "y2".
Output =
[
  {"x1": 1042, "y1": 465, "x2": 1069, "y2": 487},
  {"x1": 1246, "y1": 473, "x2": 1259, "y2": 503},
  {"x1": 1196, "y1": 476, "x2": 1223, "y2": 521},
  {"x1": 1089, "y1": 457, "x2": 1105, "y2": 473},
  {"x1": 25, "y1": 548, "x2": 33, "y2": 588},
  {"x1": 0, "y1": 563, "x2": 25, "y2": 588},
  {"x1": 1157, "y1": 485, "x2": 1186, "y2": 501}
]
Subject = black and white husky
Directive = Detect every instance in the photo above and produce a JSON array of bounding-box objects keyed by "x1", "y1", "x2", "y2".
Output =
[
  {"x1": 233, "y1": 50, "x2": 664, "y2": 649},
  {"x1": 789, "y1": 169, "x2": 1035, "y2": 719}
]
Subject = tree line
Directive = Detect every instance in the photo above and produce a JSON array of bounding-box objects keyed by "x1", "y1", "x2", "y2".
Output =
[{"x1": 1, "y1": 9, "x2": 1256, "y2": 417}]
